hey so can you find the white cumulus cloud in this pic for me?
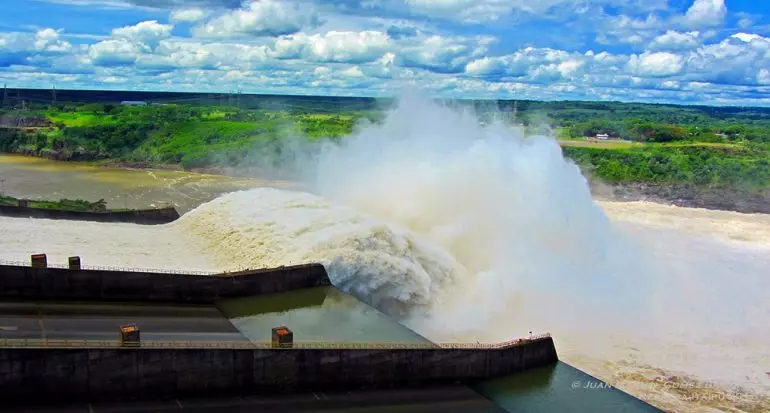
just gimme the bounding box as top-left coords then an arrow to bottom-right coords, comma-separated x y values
313,66 -> 331,76
737,18 -> 753,29
402,0 -> 670,24
731,33 -> 763,43
341,66 -> 365,77
34,28 -> 72,53
89,39 -> 146,66
112,20 -> 173,47
271,31 -> 390,63
170,8 -> 208,23
758,69 -> 770,85
151,40 -> 272,70
686,33 -> 770,85
680,0 -> 727,28
0,29 -> 73,55
404,0 -> 515,24
465,47 -> 578,78
193,0 -> 319,38
4,0 -> 770,106
396,35 -> 477,73
648,31 -> 701,51
627,52 -> 685,77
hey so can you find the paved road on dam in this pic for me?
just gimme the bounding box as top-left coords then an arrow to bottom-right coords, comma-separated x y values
0,301 -> 249,343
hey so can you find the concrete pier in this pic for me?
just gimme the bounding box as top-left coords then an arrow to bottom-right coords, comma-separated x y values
0,263 -> 559,407
0,263 -> 331,303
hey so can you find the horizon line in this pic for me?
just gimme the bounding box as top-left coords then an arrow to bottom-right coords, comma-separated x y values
3,85 -> 769,110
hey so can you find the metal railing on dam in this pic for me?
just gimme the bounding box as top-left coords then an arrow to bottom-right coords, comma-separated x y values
0,258 -> 315,277
0,259 -> 218,276
0,260 -> 331,302
0,334 -> 559,404
0,334 -> 551,350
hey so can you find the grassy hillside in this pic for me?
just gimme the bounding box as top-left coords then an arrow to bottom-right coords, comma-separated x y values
0,104 -> 366,167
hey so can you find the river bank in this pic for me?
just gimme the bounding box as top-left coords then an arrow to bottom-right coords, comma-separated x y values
3,150 -> 768,215
590,181 -> 770,215
102,158 -> 770,215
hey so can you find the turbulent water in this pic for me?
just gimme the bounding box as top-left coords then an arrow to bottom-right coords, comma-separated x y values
1,92 -> 768,412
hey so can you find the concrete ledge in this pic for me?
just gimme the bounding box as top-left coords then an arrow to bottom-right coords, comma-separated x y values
0,337 -> 558,404
0,204 -> 180,225
0,264 -> 331,304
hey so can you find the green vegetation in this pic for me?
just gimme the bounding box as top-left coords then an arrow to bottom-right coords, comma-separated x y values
2,98 -> 770,191
0,103 -> 367,168
563,144 -> 770,189
0,194 -> 110,212
493,100 -> 770,144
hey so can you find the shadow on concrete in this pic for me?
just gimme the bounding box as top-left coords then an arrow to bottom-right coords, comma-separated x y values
216,286 -> 330,318
5,386 -> 506,413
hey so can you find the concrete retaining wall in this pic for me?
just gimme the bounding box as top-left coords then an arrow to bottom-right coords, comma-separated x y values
0,337 -> 558,403
0,204 -> 180,224
0,264 -> 331,304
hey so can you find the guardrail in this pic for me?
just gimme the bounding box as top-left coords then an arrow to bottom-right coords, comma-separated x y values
0,259 -> 315,277
0,259 -> 218,276
0,334 -> 551,350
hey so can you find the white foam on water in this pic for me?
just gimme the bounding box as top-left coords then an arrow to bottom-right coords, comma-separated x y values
174,188 -> 462,316
0,216 -> 216,272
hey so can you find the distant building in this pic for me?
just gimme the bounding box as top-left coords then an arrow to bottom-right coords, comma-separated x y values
596,133 -> 609,140
121,101 -> 148,106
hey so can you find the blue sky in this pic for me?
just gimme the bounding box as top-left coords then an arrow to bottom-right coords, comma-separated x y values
1,0 -> 769,105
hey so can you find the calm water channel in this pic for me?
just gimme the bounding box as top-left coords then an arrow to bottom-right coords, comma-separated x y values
218,287 -> 660,412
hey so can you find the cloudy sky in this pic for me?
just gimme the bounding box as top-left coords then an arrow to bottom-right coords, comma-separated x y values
1,0 -> 769,105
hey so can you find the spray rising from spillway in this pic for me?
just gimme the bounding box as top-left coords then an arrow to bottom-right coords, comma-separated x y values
177,91 -> 645,327
174,92 -> 770,403
174,91 -> 653,348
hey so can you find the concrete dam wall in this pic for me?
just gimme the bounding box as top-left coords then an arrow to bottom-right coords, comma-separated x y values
0,204 -> 180,225
0,337 -> 559,404
0,264 -> 331,304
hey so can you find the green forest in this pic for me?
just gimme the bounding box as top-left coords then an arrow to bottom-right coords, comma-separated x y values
1,98 -> 770,191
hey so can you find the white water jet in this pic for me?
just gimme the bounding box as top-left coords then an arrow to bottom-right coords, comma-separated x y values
174,93 -> 769,396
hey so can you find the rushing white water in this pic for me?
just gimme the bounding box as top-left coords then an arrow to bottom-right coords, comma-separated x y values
0,217 -> 216,271
1,92 -> 768,411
